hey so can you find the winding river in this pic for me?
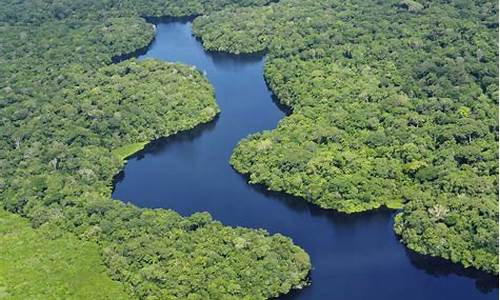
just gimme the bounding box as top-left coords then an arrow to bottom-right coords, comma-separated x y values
113,20 -> 498,300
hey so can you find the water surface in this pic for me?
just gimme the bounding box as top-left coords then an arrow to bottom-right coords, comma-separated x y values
113,21 -> 498,300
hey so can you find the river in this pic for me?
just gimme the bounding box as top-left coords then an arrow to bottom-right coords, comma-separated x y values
112,20 -> 498,300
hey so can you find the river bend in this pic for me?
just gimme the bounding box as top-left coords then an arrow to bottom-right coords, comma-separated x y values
113,20 -> 498,300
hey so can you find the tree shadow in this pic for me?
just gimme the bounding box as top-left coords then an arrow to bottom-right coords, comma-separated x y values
112,116 -> 219,190
234,170 -> 498,297
406,248 -> 498,294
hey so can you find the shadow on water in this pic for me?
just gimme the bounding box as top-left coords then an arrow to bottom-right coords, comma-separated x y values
406,250 -> 499,293
237,170 -> 394,223
113,18 -> 499,300
112,117 -> 219,189
270,92 -> 293,116
132,117 -> 218,160
205,48 -> 267,65
111,40 -> 155,63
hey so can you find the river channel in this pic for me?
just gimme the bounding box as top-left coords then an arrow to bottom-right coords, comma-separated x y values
113,20 -> 498,300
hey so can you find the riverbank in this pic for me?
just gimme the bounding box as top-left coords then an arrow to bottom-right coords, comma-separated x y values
113,20 -> 498,300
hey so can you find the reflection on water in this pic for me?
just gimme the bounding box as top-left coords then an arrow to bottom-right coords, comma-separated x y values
406,249 -> 498,294
113,20 -> 498,300
136,118 -> 218,160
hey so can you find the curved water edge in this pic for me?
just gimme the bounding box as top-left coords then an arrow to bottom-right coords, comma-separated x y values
112,19 -> 498,299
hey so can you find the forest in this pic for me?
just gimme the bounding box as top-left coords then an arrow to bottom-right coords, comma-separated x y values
0,0 -> 310,299
193,0 -> 499,273
0,0 -> 498,298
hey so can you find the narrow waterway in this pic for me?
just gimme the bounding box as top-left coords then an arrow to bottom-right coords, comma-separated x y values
113,20 -> 498,300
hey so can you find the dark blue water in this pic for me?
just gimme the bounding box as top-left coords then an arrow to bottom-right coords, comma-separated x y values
113,21 -> 498,300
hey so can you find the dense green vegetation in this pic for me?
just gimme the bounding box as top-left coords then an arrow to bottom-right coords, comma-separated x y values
193,0 -> 499,273
1,0 -> 497,296
0,208 -> 130,299
0,0 -> 310,299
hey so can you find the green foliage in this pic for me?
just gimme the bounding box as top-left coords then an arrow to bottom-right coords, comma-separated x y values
101,209 -> 310,299
193,0 -> 499,273
112,142 -> 148,161
0,0 -> 311,299
0,208 -> 130,299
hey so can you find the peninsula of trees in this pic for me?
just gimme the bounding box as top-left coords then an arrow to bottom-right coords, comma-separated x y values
0,0 -> 310,298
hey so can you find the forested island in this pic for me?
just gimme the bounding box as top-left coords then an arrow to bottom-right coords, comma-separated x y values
0,0 -> 498,299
